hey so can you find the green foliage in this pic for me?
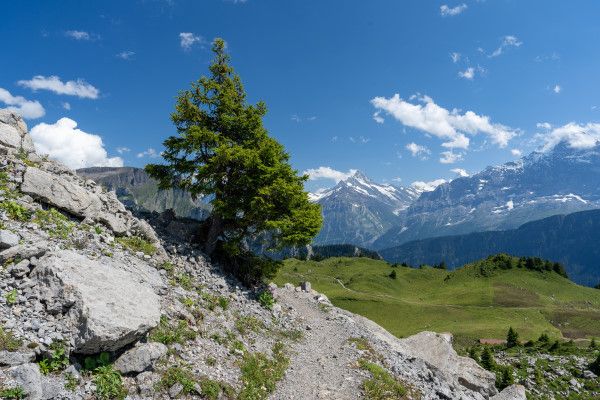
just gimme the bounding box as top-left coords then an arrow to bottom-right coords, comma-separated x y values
64,372 -> 79,391
145,38 -> 322,261
496,366 -> 515,390
38,342 -> 69,375
480,347 -> 495,371
538,333 -> 550,343
257,290 -> 275,310
358,359 -> 407,399
216,248 -> 283,286
0,386 -> 25,400
116,235 -> 156,255
590,337 -> 597,349
506,327 -> 519,348
589,353 -> 600,375
157,365 -> 197,395
235,315 -> 264,336
238,342 -> 289,400
0,327 -> 21,352
4,289 -> 17,306
0,201 -> 31,222
93,365 -> 126,400
218,296 -> 229,310
34,208 -> 75,239
149,315 -> 196,345
388,270 -> 397,279
82,352 -> 111,371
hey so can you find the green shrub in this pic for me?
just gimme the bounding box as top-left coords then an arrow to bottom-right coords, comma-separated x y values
0,326 -> 22,352
93,365 -> 126,400
34,208 -> 75,239
590,353 -> 600,375
38,342 -> 69,375
388,270 -> 397,279
4,289 -> 17,306
238,342 -> 289,400
0,386 -> 25,399
257,291 -> 275,310
358,359 -> 406,399
496,366 -> 515,390
82,352 -> 111,371
218,296 -> 229,310
215,247 -> 282,286
157,365 -> 197,395
506,327 -> 519,348
116,236 -> 156,255
480,347 -> 495,371
0,201 -> 31,222
149,316 -> 196,345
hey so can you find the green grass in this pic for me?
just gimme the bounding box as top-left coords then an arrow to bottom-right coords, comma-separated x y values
274,256 -> 600,346
116,236 -> 156,255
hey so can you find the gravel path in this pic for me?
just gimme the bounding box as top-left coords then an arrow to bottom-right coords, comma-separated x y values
271,288 -> 367,400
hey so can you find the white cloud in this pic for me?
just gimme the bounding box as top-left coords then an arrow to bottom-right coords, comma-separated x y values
349,136 -> 370,144
117,51 -> 135,60
3,88 -> 43,118
440,4 -> 467,17
489,35 -> 522,58
450,52 -> 461,63
116,147 -> 130,154
373,111 -> 384,124
62,102 -> 71,110
410,179 -> 447,193
440,150 -> 463,164
179,32 -> 205,50
371,93 -> 518,150
553,84 -> 561,94
137,148 -> 159,158
451,168 -> 469,177
536,122 -> 552,130
30,118 -> 123,169
511,148 -> 522,157
405,142 -> 430,159
458,67 -> 475,80
538,122 -> 600,151
0,88 -> 45,119
65,30 -> 90,40
303,166 -> 357,183
18,75 -> 100,99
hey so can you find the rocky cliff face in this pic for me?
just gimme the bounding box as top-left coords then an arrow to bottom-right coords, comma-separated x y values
0,110 -> 523,399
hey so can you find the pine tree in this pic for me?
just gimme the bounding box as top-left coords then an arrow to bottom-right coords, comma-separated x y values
497,366 -> 514,390
468,347 -> 479,362
480,346 -> 495,371
590,353 -> 600,375
590,337 -> 597,349
146,39 -> 322,260
389,270 -> 397,279
506,327 -> 519,348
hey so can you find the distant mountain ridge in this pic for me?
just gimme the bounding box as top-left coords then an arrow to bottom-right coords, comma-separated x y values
77,167 -> 210,220
374,141 -> 600,249
379,208 -> 600,286
310,171 -> 419,247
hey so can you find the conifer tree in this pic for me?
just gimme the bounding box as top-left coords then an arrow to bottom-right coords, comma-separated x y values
146,38 -> 322,258
480,346 -> 495,371
506,327 -> 519,348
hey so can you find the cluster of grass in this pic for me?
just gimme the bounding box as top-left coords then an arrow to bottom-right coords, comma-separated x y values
156,364 -> 234,399
33,208 -> 75,239
0,201 -> 31,222
359,359 -> 407,400
0,326 -> 22,351
199,292 -> 230,311
238,342 -> 289,400
274,256 -> 600,345
235,315 -> 264,336
94,365 -> 126,400
116,235 -> 156,255
0,386 -> 25,399
149,315 -> 197,345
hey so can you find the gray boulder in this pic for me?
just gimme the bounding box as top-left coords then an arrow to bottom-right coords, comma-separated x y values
0,243 -> 47,264
491,384 -> 526,400
0,230 -> 20,249
8,363 -> 43,400
0,351 -> 35,366
114,342 -> 168,374
0,110 -> 35,154
30,250 -> 162,354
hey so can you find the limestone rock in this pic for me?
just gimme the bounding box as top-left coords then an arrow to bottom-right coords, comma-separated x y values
114,342 -> 167,374
30,250 -> 162,354
8,363 -> 43,400
491,384 -> 526,400
0,110 -> 35,154
0,351 -> 35,366
0,230 -> 20,249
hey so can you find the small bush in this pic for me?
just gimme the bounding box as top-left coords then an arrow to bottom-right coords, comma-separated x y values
388,270 -> 397,279
589,353 -> 600,375
0,326 -> 22,351
116,236 -> 156,255
38,342 -> 69,375
359,359 -> 407,399
94,365 -> 126,400
238,342 -> 289,400
149,316 -> 196,345
157,365 -> 196,395
506,327 -> 519,348
0,201 -> 31,222
82,352 -> 111,371
0,386 -> 25,399
257,291 -> 275,310
496,366 -> 515,391
33,208 -> 75,239
4,289 -> 17,306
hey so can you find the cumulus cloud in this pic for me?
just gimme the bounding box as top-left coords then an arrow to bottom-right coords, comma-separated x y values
0,88 -> 45,119
372,111 -> 385,124
371,93 -> 518,150
458,67 -> 475,80
117,51 -> 135,60
440,151 -> 463,164
65,30 -> 90,40
536,122 -> 552,130
137,148 -> 159,158
30,118 -> 123,169
405,142 -> 430,159
451,168 -> 469,177
511,148 -> 522,157
116,147 -> 130,154
538,122 -> 600,151
440,4 -> 467,17
179,32 -> 205,50
450,52 -> 461,63
62,102 -> 71,111
18,75 -> 99,99
303,166 -> 357,183
553,84 -> 561,94
489,35 -> 522,58
410,179 -> 447,193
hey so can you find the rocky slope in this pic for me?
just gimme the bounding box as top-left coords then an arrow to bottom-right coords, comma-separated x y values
76,167 -> 209,221
311,171 -> 419,247
380,209 -> 600,286
0,110 -> 523,399
375,142 -> 600,249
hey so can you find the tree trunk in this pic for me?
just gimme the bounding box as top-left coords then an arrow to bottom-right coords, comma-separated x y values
204,215 -> 224,255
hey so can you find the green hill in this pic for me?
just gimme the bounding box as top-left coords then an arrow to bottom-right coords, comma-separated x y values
274,255 -> 600,347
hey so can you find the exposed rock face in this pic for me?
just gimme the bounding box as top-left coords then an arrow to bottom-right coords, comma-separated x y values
0,110 -> 35,154
114,342 -> 168,374
491,384 -> 526,400
30,250 -> 162,354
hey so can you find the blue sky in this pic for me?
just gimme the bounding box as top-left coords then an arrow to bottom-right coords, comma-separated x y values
2,0 -> 600,193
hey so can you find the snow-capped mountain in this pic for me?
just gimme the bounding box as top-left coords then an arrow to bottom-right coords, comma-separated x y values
374,141 -> 600,249
311,171 -> 419,246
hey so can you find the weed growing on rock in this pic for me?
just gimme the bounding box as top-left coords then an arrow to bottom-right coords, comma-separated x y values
0,386 -> 25,399
218,296 -> 229,310
150,315 -> 197,345
0,326 -> 22,351
116,236 -> 156,255
38,342 -> 70,375
235,315 -> 264,336
257,290 -> 275,310
93,365 -> 126,400
0,201 -> 31,222
358,359 -> 407,399
199,378 -> 235,400
4,289 -> 17,306
34,208 -> 75,239
64,372 -> 79,391
238,342 -> 289,400
157,364 -> 196,395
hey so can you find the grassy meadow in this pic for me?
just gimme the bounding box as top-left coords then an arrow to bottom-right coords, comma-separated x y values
273,256 -> 600,348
